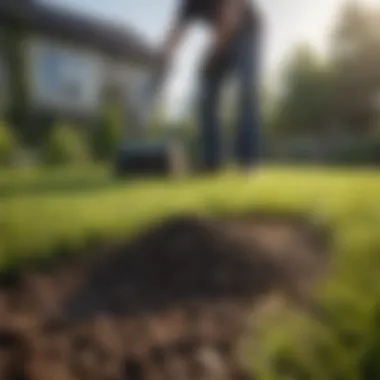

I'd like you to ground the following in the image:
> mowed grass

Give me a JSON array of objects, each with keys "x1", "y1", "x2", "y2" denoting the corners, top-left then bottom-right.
[
  {"x1": 1, "y1": 165, "x2": 379, "y2": 269},
  {"x1": 2, "y1": 165, "x2": 380, "y2": 377}
]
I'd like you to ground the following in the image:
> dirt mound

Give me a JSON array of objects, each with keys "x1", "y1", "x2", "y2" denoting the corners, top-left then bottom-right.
[{"x1": 0, "y1": 214, "x2": 327, "y2": 380}]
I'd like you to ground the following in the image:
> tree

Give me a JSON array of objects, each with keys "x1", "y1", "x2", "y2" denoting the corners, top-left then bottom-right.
[
  {"x1": 0, "y1": 120, "x2": 18, "y2": 166},
  {"x1": 3, "y1": 27, "x2": 29, "y2": 142},
  {"x1": 330, "y1": 1, "x2": 380, "y2": 132},
  {"x1": 44, "y1": 123, "x2": 90, "y2": 165},
  {"x1": 273, "y1": 44, "x2": 334, "y2": 137},
  {"x1": 92, "y1": 103, "x2": 124, "y2": 161},
  {"x1": 268, "y1": 1, "x2": 380, "y2": 139}
]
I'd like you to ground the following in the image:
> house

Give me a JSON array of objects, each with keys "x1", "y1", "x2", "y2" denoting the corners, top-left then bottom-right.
[
  {"x1": 0, "y1": 0, "x2": 159, "y2": 129},
  {"x1": 0, "y1": 32, "x2": 9, "y2": 114}
]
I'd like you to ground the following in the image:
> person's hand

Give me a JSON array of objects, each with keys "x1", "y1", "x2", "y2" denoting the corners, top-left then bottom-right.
[{"x1": 201, "y1": 47, "x2": 228, "y2": 80}]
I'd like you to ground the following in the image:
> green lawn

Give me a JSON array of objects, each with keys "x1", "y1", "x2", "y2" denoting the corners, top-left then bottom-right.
[
  {"x1": 1, "y1": 165, "x2": 380, "y2": 378},
  {"x1": 1, "y1": 165, "x2": 378, "y2": 268}
]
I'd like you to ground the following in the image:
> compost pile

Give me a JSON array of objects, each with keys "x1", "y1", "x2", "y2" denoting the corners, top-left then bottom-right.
[{"x1": 0, "y1": 215, "x2": 325, "y2": 380}]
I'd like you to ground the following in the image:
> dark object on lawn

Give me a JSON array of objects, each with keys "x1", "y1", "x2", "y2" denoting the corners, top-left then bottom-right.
[
  {"x1": 113, "y1": 65, "x2": 189, "y2": 178},
  {"x1": 114, "y1": 139, "x2": 187, "y2": 178}
]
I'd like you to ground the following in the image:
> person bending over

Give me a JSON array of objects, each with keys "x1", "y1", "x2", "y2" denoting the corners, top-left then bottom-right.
[{"x1": 160, "y1": 0, "x2": 263, "y2": 172}]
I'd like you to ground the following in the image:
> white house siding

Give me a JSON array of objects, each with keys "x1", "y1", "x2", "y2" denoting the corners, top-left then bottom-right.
[
  {"x1": 128, "y1": 65, "x2": 150, "y2": 97},
  {"x1": 129, "y1": 66, "x2": 151, "y2": 106},
  {"x1": 26, "y1": 36, "x2": 105, "y2": 114},
  {"x1": 104, "y1": 59, "x2": 150, "y2": 108}
]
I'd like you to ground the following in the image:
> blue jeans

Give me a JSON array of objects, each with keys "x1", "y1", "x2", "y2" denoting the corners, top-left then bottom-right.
[{"x1": 198, "y1": 29, "x2": 261, "y2": 169}]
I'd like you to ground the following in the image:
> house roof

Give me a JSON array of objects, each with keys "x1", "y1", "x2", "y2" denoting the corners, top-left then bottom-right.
[{"x1": 0, "y1": 0, "x2": 160, "y2": 67}]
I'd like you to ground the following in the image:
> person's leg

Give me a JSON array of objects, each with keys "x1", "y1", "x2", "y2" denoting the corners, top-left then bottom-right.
[
  {"x1": 232, "y1": 31, "x2": 261, "y2": 169},
  {"x1": 197, "y1": 59, "x2": 227, "y2": 172}
]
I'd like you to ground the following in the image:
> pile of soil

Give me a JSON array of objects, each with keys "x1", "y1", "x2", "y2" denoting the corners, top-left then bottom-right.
[{"x1": 0, "y1": 214, "x2": 327, "y2": 380}]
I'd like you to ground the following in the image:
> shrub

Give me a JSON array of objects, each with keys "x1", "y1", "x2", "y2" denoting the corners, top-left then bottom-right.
[
  {"x1": 92, "y1": 104, "x2": 124, "y2": 161},
  {"x1": 44, "y1": 123, "x2": 90, "y2": 165},
  {"x1": 372, "y1": 119, "x2": 380, "y2": 136},
  {"x1": 0, "y1": 120, "x2": 18, "y2": 166},
  {"x1": 329, "y1": 137, "x2": 380, "y2": 165}
]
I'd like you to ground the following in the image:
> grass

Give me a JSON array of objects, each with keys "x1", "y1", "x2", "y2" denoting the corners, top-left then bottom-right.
[
  {"x1": 1, "y1": 165, "x2": 378, "y2": 268},
  {"x1": 2, "y1": 164, "x2": 380, "y2": 378}
]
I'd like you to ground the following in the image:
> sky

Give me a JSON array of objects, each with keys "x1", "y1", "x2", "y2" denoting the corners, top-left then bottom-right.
[{"x1": 39, "y1": 0, "x2": 377, "y2": 118}]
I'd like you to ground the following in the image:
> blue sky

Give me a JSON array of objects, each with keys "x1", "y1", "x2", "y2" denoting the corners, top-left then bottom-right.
[{"x1": 40, "y1": 0, "x2": 376, "y2": 118}]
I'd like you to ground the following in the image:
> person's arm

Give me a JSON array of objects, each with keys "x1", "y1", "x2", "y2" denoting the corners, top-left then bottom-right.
[
  {"x1": 139, "y1": 15, "x2": 189, "y2": 124},
  {"x1": 161, "y1": 18, "x2": 190, "y2": 63}
]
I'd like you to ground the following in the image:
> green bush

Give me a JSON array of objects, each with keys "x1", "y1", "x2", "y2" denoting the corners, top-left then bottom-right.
[
  {"x1": 92, "y1": 104, "x2": 124, "y2": 161},
  {"x1": 329, "y1": 138, "x2": 380, "y2": 165},
  {"x1": 44, "y1": 123, "x2": 90, "y2": 165},
  {"x1": 372, "y1": 119, "x2": 380, "y2": 136},
  {"x1": 0, "y1": 120, "x2": 18, "y2": 166},
  {"x1": 266, "y1": 135, "x2": 380, "y2": 165}
]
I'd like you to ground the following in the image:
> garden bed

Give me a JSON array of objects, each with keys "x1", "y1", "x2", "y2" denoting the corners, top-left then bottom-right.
[{"x1": 0, "y1": 212, "x2": 328, "y2": 380}]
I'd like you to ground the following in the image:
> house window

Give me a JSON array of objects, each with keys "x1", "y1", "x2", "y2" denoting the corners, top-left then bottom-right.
[
  {"x1": 31, "y1": 41, "x2": 102, "y2": 112},
  {"x1": 40, "y1": 45, "x2": 86, "y2": 101}
]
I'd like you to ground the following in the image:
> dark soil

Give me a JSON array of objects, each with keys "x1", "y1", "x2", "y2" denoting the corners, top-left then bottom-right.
[{"x1": 0, "y1": 213, "x2": 329, "y2": 380}]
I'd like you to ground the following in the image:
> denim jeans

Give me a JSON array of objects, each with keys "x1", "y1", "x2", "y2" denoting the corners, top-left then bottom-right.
[{"x1": 198, "y1": 29, "x2": 261, "y2": 169}]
